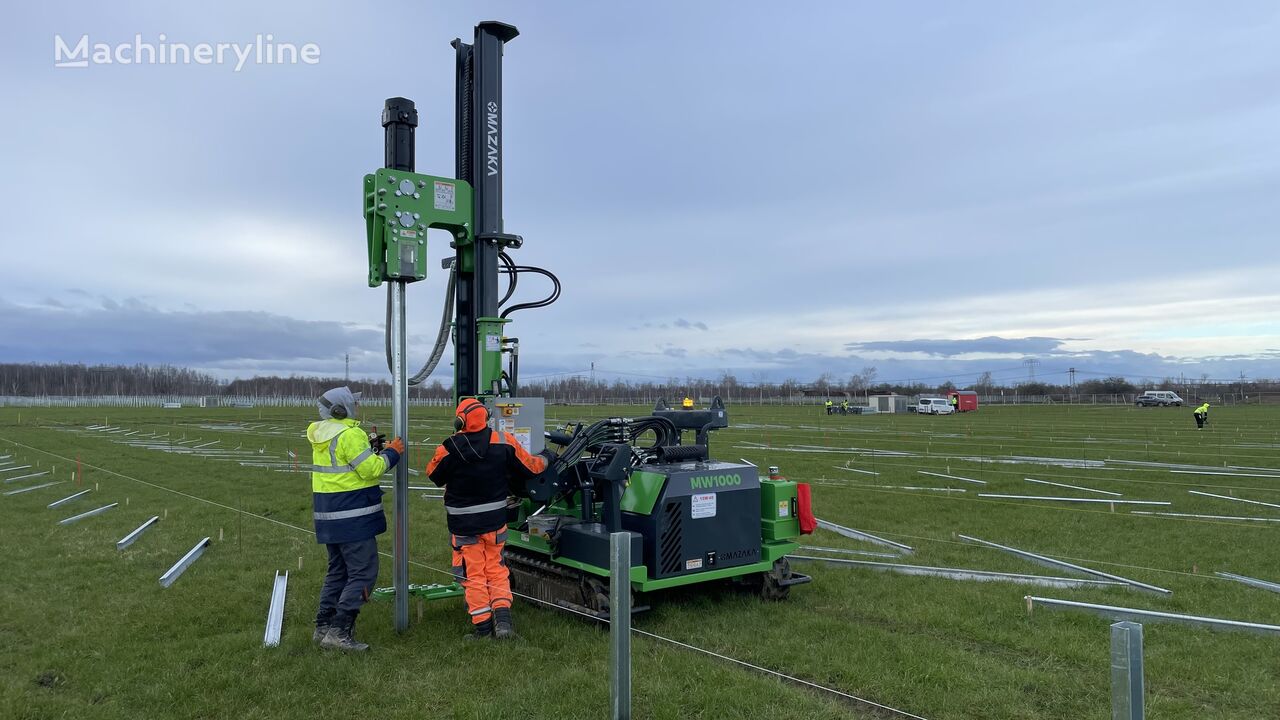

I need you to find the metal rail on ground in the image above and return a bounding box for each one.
[958,534,1171,594]
[1024,596,1280,636]
[117,516,161,550]
[58,502,117,524]
[790,555,1127,590]
[160,538,211,588]
[816,518,914,554]
[263,571,289,647]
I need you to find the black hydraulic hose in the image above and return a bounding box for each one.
[384,263,457,386]
[500,265,561,319]
[409,268,456,385]
[498,251,518,308]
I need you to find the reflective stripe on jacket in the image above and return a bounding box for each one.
[307,418,388,544]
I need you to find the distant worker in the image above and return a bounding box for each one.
[825,399,833,415]
[427,398,552,640]
[682,396,694,409]
[1193,402,1210,429]
[840,399,849,415]
[950,394,959,413]
[308,386,404,652]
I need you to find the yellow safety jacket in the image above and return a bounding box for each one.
[307,418,389,544]
[1195,404,1210,415]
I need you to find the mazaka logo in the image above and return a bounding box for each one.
[485,100,499,177]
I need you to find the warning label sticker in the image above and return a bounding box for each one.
[485,334,501,352]
[777,501,790,518]
[434,181,456,211]
[691,493,716,519]
[497,418,532,451]
[685,558,703,571]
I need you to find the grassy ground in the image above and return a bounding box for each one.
[1,402,1277,719]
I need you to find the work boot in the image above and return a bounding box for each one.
[493,606,516,639]
[313,610,335,644]
[320,613,369,652]
[464,618,494,641]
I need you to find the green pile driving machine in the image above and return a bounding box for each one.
[365,21,812,627]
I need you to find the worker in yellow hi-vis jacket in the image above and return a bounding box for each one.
[308,386,404,652]
[1193,402,1210,429]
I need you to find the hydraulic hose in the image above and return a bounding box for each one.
[384,262,457,386]
[499,251,518,307]
[382,252,555,385]
[500,265,560,319]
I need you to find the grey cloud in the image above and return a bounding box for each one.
[844,336,1072,357]
[674,318,709,331]
[694,345,1280,385]
[0,297,387,377]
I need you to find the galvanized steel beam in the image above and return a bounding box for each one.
[59,502,118,524]
[1188,490,1280,510]
[3,471,50,484]
[117,516,161,550]
[1214,571,1280,594]
[47,489,92,508]
[1131,511,1280,523]
[791,555,1126,589]
[918,470,986,485]
[1025,477,1122,496]
[978,494,1169,505]
[263,571,289,647]
[160,538,212,587]
[815,518,914,554]
[958,534,1171,594]
[1025,596,1280,635]
[4,480,65,496]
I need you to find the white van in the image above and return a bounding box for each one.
[1135,391,1184,407]
[917,397,955,415]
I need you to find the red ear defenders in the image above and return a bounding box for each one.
[454,401,491,431]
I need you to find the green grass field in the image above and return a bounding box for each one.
[2,402,1278,719]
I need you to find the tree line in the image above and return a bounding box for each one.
[1,362,1276,402]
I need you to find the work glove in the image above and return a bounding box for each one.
[381,437,406,469]
[367,432,387,452]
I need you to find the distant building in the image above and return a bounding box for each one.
[868,393,910,413]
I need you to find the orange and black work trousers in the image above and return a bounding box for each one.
[450,526,512,625]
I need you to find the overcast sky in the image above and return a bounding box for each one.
[2,2,1279,387]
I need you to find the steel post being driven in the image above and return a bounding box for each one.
[1110,621,1145,720]
[609,532,632,720]
[383,96,416,632]
[390,281,409,631]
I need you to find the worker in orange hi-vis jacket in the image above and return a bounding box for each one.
[426,398,552,640]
